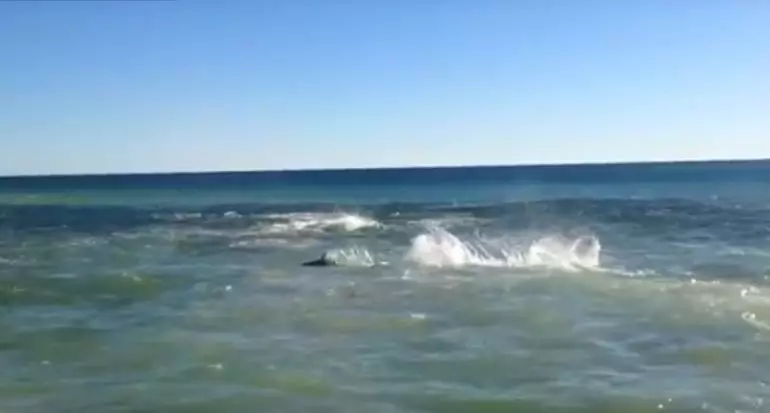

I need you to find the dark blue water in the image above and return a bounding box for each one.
[2,161,769,412]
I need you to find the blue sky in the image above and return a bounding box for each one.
[1,1,769,175]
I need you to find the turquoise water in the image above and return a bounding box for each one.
[2,162,770,412]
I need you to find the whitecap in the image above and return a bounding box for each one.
[259,212,381,235]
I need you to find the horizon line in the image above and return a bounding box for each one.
[2,156,770,180]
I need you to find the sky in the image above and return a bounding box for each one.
[1,1,769,176]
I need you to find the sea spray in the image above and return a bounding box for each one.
[406,225,601,271]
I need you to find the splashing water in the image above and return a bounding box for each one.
[524,234,601,269]
[405,226,601,271]
[4,166,770,413]
[324,246,376,267]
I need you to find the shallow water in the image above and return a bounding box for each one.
[2,164,770,412]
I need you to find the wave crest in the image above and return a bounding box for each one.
[405,226,600,271]
[260,212,381,234]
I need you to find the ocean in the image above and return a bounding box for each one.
[1,160,770,413]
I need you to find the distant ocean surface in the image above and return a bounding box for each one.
[2,161,770,413]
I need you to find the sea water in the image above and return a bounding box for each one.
[1,161,770,412]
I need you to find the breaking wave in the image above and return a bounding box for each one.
[259,212,381,234]
[405,226,601,271]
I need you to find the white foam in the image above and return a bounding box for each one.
[152,212,203,221]
[409,215,484,229]
[230,237,319,250]
[742,311,770,332]
[223,211,242,219]
[260,212,380,235]
[405,226,601,271]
